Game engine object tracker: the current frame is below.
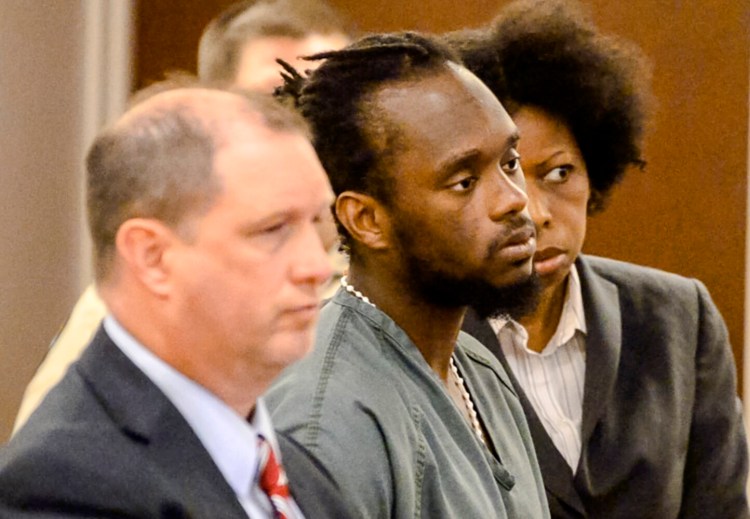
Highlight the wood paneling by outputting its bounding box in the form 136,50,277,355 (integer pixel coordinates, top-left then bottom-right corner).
135,0,238,88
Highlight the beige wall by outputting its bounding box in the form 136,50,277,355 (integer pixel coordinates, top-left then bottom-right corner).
0,1,132,442
0,2,87,441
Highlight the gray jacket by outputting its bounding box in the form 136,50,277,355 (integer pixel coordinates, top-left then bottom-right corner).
266,290,550,518
463,254,749,518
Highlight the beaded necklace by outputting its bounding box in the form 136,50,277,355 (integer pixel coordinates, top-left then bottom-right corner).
340,275,487,445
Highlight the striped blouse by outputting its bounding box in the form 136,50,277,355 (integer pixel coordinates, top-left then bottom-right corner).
489,266,587,472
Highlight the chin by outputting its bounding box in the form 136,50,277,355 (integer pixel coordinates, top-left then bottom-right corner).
486,262,534,289
275,330,316,364
469,270,542,321
538,267,569,292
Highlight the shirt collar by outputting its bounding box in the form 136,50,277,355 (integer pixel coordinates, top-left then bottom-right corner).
103,316,278,500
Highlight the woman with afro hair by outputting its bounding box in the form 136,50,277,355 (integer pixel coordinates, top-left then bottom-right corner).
448,1,749,517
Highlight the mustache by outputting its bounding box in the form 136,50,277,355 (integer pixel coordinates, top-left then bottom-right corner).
485,214,536,260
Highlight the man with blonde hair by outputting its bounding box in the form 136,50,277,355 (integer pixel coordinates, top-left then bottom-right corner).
198,0,350,91
13,0,350,432
0,86,353,518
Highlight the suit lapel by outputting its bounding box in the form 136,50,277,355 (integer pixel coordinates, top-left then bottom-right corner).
463,311,586,516
77,328,248,518
575,256,622,450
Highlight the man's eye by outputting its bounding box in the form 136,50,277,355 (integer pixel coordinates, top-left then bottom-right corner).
544,166,572,183
501,157,521,174
260,222,286,234
449,176,478,191
250,221,295,253
498,149,522,175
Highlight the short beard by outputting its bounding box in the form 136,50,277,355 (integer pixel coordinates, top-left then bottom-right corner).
468,272,541,321
401,249,541,322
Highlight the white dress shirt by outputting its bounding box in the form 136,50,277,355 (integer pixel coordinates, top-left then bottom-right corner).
489,266,587,471
104,316,303,518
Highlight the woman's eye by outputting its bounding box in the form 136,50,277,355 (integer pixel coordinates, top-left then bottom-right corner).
544,165,572,183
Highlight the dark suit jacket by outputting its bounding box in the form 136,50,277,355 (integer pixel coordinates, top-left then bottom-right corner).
463,254,749,519
0,328,354,518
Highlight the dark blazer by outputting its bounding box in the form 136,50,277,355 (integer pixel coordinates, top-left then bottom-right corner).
0,327,354,518
463,254,749,519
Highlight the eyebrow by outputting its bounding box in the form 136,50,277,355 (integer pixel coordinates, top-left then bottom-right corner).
240,197,332,235
436,149,481,181
535,149,572,171
436,131,520,180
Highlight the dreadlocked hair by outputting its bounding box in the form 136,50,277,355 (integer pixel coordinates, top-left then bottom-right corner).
275,31,460,253
446,0,653,213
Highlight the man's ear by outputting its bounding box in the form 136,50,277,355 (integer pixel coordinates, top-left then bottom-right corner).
335,191,391,250
115,218,175,297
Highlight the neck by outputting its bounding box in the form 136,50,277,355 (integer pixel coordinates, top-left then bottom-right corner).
346,263,463,380
150,333,268,418
172,352,268,418
107,294,266,418
518,275,568,353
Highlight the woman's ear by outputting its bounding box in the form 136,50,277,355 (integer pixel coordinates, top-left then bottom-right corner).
335,191,392,251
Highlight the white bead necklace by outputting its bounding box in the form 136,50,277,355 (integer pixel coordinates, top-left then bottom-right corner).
449,356,487,446
341,275,487,446
340,276,375,307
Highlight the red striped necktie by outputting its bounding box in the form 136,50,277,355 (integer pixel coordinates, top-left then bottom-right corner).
257,435,297,519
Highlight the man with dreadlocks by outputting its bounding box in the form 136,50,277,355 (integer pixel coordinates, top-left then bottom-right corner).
265,32,550,518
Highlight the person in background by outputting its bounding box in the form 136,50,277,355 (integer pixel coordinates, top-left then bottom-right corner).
265,32,549,518
198,0,351,92
0,85,355,518
13,0,351,433
197,0,351,282
447,0,749,517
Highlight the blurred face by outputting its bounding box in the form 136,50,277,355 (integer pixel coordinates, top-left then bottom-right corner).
515,106,590,294
169,121,333,374
374,63,537,313
234,32,348,253
235,33,350,93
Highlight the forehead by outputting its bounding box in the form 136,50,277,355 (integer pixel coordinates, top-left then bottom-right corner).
236,33,349,91
212,121,332,213
514,107,583,161
369,63,515,167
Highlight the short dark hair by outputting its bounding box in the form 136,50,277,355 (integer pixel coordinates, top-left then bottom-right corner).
198,0,351,84
446,0,652,212
275,31,460,255
87,87,308,281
